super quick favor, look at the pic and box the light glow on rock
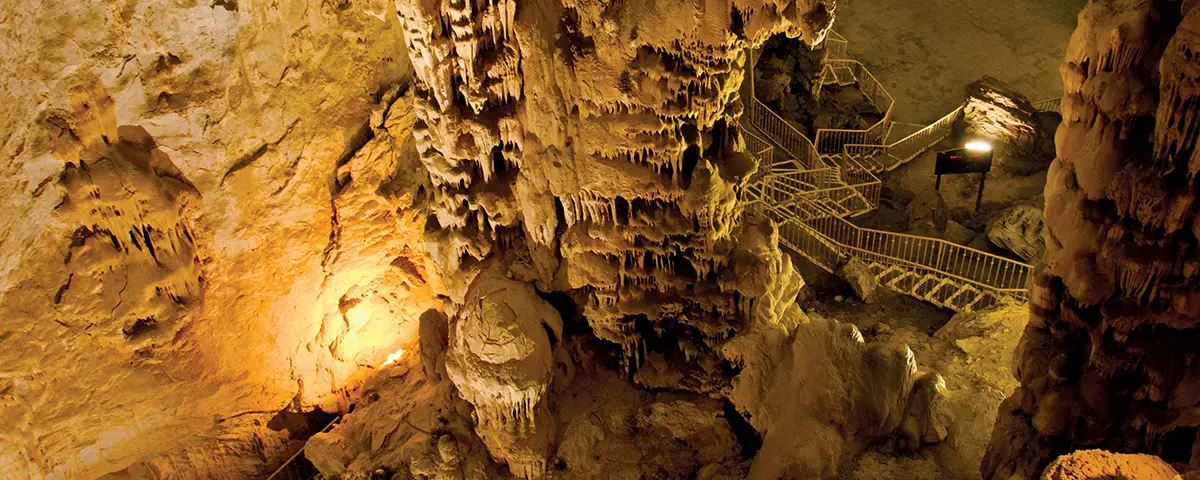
[381,348,406,367]
[965,140,993,152]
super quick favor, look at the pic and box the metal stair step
[868,262,887,276]
[946,285,981,311]
[927,279,959,305]
[913,275,940,298]
[969,292,999,313]
[891,271,921,293]
[876,265,905,285]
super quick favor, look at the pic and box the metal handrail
[763,200,1031,300]
[747,98,881,215]
[743,30,1032,308]
[841,106,962,172]
[822,30,849,60]
[814,60,896,156]
[748,99,824,170]
[744,128,773,156]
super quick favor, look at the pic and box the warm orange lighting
[381,348,406,367]
[965,140,993,152]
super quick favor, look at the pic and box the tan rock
[0,0,432,476]
[1041,450,1182,480]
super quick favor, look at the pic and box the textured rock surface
[305,0,960,478]
[945,219,979,246]
[960,76,1057,176]
[983,1,1200,478]
[444,266,565,478]
[1041,449,1182,480]
[985,205,1046,262]
[303,352,511,479]
[906,190,949,236]
[962,77,1038,149]
[0,1,438,477]
[0,0,980,478]
[839,256,879,304]
[753,34,828,136]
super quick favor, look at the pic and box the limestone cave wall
[0,1,439,477]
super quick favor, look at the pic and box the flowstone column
[397,1,836,476]
[983,1,1200,478]
[394,0,954,478]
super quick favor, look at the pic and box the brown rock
[839,256,880,304]
[986,205,1047,262]
[984,2,1200,478]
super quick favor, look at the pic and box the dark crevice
[537,289,582,327]
[730,6,745,37]
[267,409,339,440]
[53,274,73,305]
[1159,426,1197,463]
[721,400,762,460]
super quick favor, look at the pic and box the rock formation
[961,76,1040,152]
[1040,449,1183,480]
[753,34,827,136]
[985,205,1047,262]
[0,0,977,477]
[0,1,440,477]
[838,256,880,303]
[305,0,958,478]
[443,267,565,478]
[983,1,1200,478]
[960,76,1057,175]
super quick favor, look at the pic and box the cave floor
[835,0,1085,123]
[798,279,1025,480]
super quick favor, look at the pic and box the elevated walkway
[742,29,1035,312]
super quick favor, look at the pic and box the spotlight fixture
[964,140,993,153]
[935,139,996,211]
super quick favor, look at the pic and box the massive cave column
[983,2,1200,478]
[297,1,964,478]
[395,0,838,477]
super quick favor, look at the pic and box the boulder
[906,191,949,234]
[962,77,1038,143]
[944,220,978,245]
[838,256,879,304]
[968,234,994,253]
[444,267,564,478]
[897,372,954,450]
[1041,450,1182,480]
[961,76,1056,174]
[985,205,1046,262]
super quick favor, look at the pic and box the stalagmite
[983,2,1200,478]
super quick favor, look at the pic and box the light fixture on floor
[935,139,996,211]
[964,140,993,153]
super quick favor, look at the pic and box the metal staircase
[743,30,1034,313]
[756,196,1029,313]
[823,64,858,87]
[870,263,1003,312]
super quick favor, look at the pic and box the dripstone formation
[983,1,1200,478]
[307,0,952,478]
